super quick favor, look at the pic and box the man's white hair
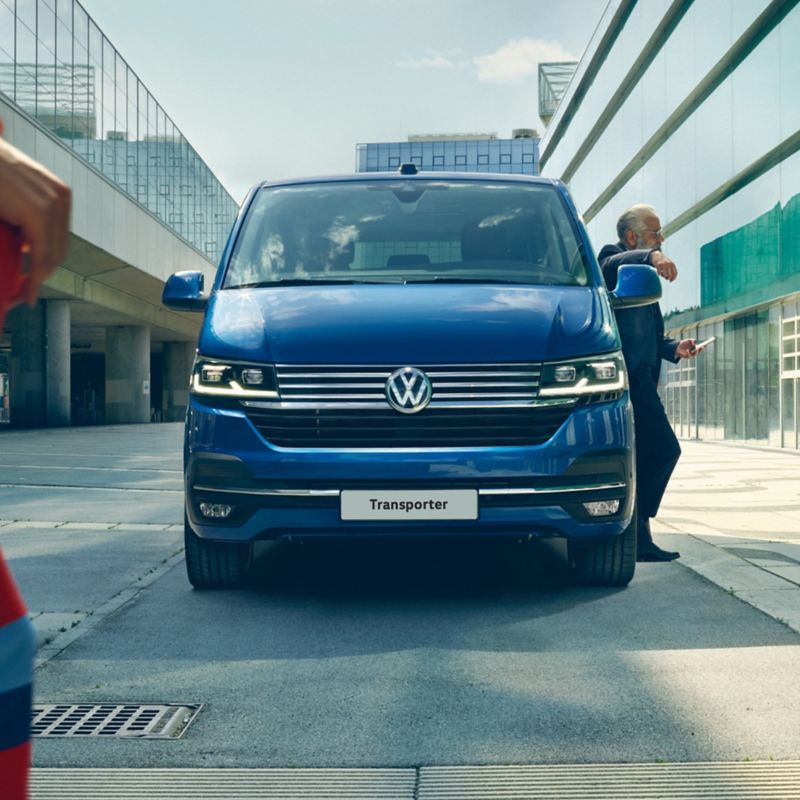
[616,204,658,241]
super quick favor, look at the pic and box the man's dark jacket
[598,242,679,383]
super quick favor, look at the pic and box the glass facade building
[0,0,237,260]
[541,0,800,449]
[538,62,578,125]
[356,135,539,175]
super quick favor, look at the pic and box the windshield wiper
[227,278,398,289]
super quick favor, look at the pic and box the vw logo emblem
[385,367,432,414]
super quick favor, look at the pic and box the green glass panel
[700,203,781,306]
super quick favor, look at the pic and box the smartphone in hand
[694,336,716,352]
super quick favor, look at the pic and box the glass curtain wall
[662,301,797,448]
[356,139,539,175]
[0,0,237,260]
[540,0,800,451]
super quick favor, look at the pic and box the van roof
[255,172,561,191]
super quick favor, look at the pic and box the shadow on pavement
[247,537,577,600]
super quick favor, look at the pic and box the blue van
[163,168,661,590]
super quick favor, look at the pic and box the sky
[83,0,608,203]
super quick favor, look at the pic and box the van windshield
[224,180,590,288]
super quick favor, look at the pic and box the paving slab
[0,525,183,611]
[27,762,800,800]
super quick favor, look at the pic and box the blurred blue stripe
[0,682,31,750]
[0,616,36,694]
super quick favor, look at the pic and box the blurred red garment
[0,550,35,800]
[0,222,25,329]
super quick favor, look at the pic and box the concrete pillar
[8,302,46,427]
[162,341,195,422]
[45,300,71,426]
[106,326,150,424]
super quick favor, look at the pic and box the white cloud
[397,49,468,70]
[474,38,577,84]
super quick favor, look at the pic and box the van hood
[198,284,619,364]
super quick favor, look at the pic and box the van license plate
[340,490,478,521]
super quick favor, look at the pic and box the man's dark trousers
[629,365,681,524]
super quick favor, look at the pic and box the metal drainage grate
[31,703,202,739]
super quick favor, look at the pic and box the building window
[411,155,422,165]
[782,315,799,376]
[389,156,400,167]
[499,153,511,164]
[455,155,467,165]
[477,154,489,165]
[433,155,444,166]
[522,153,534,163]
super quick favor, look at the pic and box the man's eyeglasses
[643,228,663,238]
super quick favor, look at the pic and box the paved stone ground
[1,425,798,781]
[652,441,800,633]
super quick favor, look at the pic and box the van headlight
[191,357,279,398]
[539,352,627,397]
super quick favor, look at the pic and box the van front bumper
[185,394,635,543]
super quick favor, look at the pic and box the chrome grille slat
[425,372,540,378]
[277,373,541,379]
[426,382,540,388]
[279,394,386,400]
[278,381,540,389]
[279,383,389,389]
[276,363,543,404]
[279,393,541,401]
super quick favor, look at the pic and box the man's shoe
[637,541,680,562]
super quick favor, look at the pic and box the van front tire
[569,511,637,586]
[184,516,252,589]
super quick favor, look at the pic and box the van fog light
[583,499,620,517]
[199,502,233,519]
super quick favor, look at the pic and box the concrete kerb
[653,524,800,634]
[33,548,185,669]
[0,520,175,532]
[646,438,800,633]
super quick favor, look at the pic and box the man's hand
[0,122,71,305]
[650,250,677,282]
[676,339,698,359]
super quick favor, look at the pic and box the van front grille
[244,405,573,448]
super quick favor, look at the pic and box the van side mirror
[162,271,208,311]
[610,264,662,309]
